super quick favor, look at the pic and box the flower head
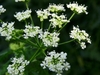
[7,55,29,75]
[49,13,69,28]
[23,25,42,39]
[14,9,32,21]
[0,5,6,15]
[0,22,14,40]
[67,2,88,14]
[39,31,60,47]
[36,9,50,21]
[70,26,91,49]
[47,4,65,12]
[40,50,70,75]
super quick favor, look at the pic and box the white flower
[0,5,6,15]
[36,9,50,21]
[80,42,86,49]
[14,9,32,21]
[70,26,91,49]
[40,50,70,75]
[49,13,69,28]
[39,31,60,47]
[15,0,25,2]
[47,4,65,12]
[0,22,14,40]
[67,2,88,14]
[23,25,41,39]
[7,55,30,75]
[18,66,25,72]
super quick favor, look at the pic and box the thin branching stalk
[29,48,40,62]
[58,12,76,32]
[25,1,34,26]
[59,39,75,45]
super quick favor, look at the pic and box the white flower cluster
[39,31,60,47]
[67,2,88,14]
[36,4,65,21]
[23,25,41,39]
[36,9,50,21]
[14,10,32,21]
[41,50,70,75]
[0,5,6,15]
[70,26,91,49]
[47,4,65,12]
[15,0,25,2]
[0,22,14,40]
[49,13,69,28]
[36,4,69,28]
[7,55,30,75]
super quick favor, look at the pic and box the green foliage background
[0,0,100,75]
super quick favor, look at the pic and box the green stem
[42,48,47,56]
[29,47,47,62]
[58,12,76,32]
[41,21,43,29]
[27,39,38,47]
[30,16,34,26]
[68,12,76,21]
[47,23,51,31]
[24,20,28,25]
[29,48,40,62]
[25,1,34,26]
[35,35,40,47]
[59,39,75,45]
[38,38,44,48]
[34,48,47,59]
[25,1,29,10]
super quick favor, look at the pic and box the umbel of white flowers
[41,50,70,75]
[49,13,69,28]
[0,22,15,40]
[7,55,30,75]
[67,2,88,14]
[14,10,32,21]
[23,25,42,39]
[36,4,69,28]
[39,31,60,47]
[70,26,91,49]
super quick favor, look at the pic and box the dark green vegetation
[0,0,100,75]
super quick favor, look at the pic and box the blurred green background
[0,0,100,75]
